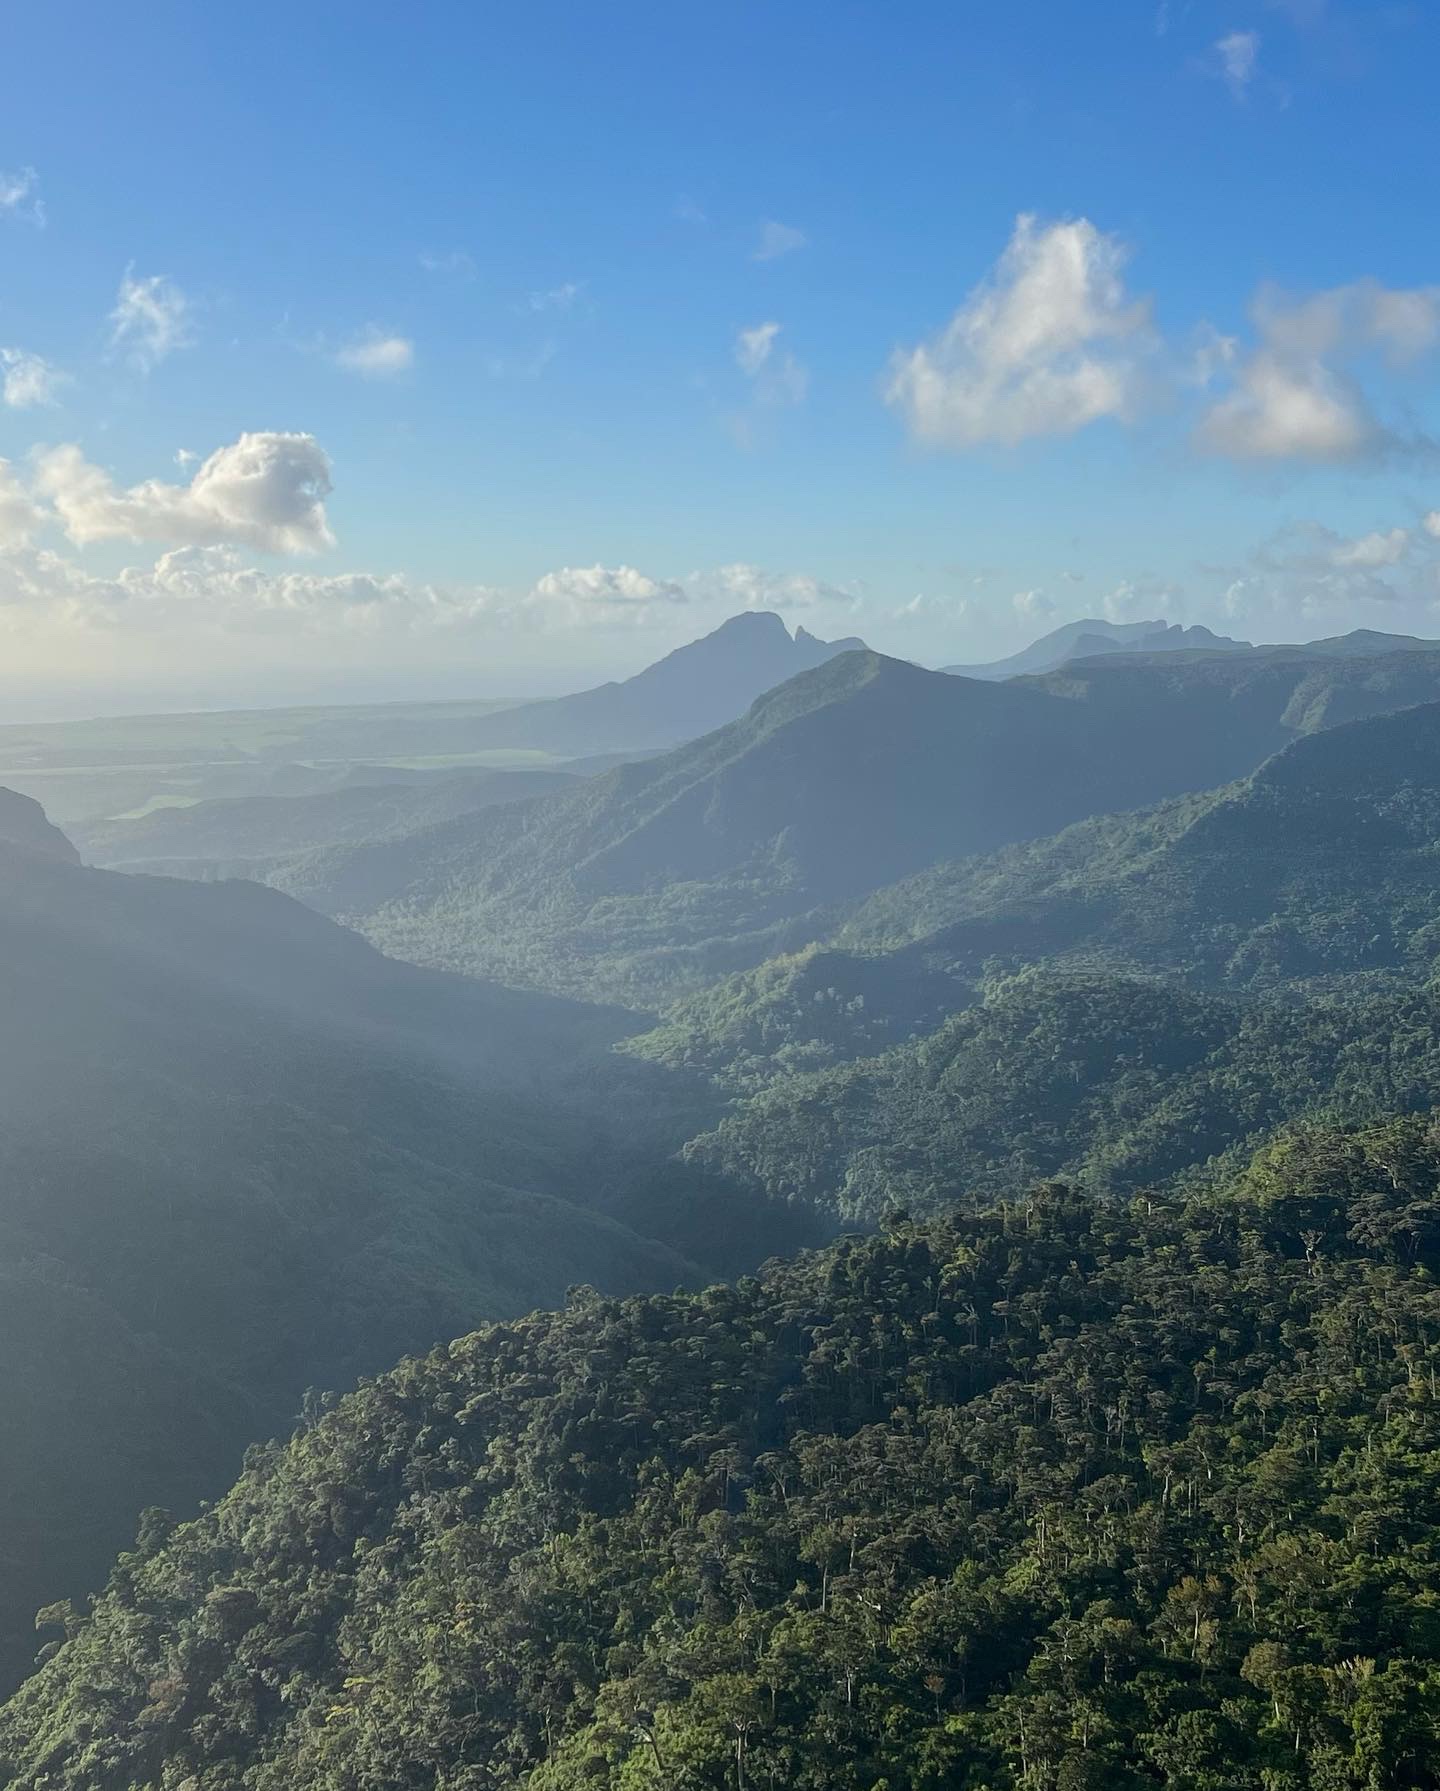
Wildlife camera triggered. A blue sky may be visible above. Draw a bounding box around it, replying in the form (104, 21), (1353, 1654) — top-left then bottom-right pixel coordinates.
(2, 0), (1440, 714)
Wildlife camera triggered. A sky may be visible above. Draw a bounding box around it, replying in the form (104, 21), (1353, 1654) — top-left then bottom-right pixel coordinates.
(3, 0), (1440, 716)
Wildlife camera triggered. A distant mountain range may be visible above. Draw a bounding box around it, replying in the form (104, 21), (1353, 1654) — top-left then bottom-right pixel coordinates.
(257, 642), (1440, 1005)
(944, 617), (1440, 681)
(438, 610), (866, 756)
(942, 616), (1252, 678)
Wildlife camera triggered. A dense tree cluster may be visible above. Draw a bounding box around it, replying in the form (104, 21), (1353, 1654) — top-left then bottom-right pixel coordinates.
(684, 970), (1440, 1219)
(9, 1115), (1440, 1788)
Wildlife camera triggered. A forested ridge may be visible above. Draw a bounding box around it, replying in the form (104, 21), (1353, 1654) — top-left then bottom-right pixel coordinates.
(9, 1115), (1440, 1788)
(251, 647), (1440, 1007)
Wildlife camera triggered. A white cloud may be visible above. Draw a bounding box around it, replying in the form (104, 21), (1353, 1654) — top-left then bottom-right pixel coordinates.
(735, 322), (781, 375)
(1218, 515), (1440, 628)
(732, 322), (807, 412)
(525, 563), (685, 628)
(891, 592), (967, 625)
(1012, 590), (1056, 621)
(1199, 279), (1440, 462)
(1424, 511), (1440, 541)
(1, 349), (67, 409)
(1216, 30), (1260, 98)
(335, 330), (415, 378)
(686, 563), (859, 612)
(527, 281), (582, 313)
(34, 432), (335, 555)
(886, 214), (1153, 449)
(0, 540), (496, 634)
(1253, 279), (1440, 363)
(521, 560), (859, 628)
(110, 269), (193, 371)
(1100, 577), (1183, 622)
(1331, 527), (1410, 569)
(126, 545), (487, 615)
(0, 168), (44, 226)
(1200, 355), (1374, 461)
(753, 219), (808, 261)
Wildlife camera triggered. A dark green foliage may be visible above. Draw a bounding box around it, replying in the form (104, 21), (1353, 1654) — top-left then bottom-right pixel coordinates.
(681, 969), (1440, 1218)
(11, 1117), (1440, 1788)
(622, 943), (965, 1090)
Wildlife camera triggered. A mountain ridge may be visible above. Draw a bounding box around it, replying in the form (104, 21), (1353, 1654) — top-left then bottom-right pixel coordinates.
(254, 645), (1440, 1005)
(435, 609), (867, 756)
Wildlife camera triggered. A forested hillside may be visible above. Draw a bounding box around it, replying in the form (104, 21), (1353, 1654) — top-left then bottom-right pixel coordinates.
(616, 698), (1440, 1217)
(257, 646), (1440, 1007)
(9, 1115), (1440, 1790)
(0, 811), (780, 1692)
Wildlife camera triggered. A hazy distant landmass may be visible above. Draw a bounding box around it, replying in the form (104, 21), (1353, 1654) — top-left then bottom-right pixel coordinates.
(432, 610), (867, 755)
(942, 615), (1253, 678)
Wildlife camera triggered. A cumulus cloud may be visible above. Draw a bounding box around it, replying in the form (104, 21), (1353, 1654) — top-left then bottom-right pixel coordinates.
(121, 545), (492, 617)
(525, 563), (685, 628)
(34, 432), (335, 554)
(110, 269), (193, 371)
(753, 219), (807, 261)
(1100, 577), (1183, 622)
(1215, 30), (1260, 97)
(886, 214), (1153, 449)
(0, 168), (44, 226)
(686, 562), (860, 612)
(520, 560), (859, 628)
(1424, 512), (1440, 541)
(891, 592), (967, 625)
(1011, 590), (1056, 622)
(1331, 527), (1410, 569)
(335, 331), (415, 378)
(1, 349), (67, 409)
(1198, 280), (1440, 461)
(0, 540), (496, 636)
(1219, 515), (1440, 628)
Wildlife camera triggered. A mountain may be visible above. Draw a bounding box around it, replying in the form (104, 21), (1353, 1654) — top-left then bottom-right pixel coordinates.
(659, 698), (1440, 1215)
(259, 645), (1440, 1007)
(432, 610), (867, 756)
(842, 694), (1440, 982)
(0, 803), (790, 1691)
(1287, 627), (1440, 658)
(0, 786), (79, 862)
(75, 765), (582, 871)
(10, 1114), (1440, 1790)
(942, 615), (1251, 679)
